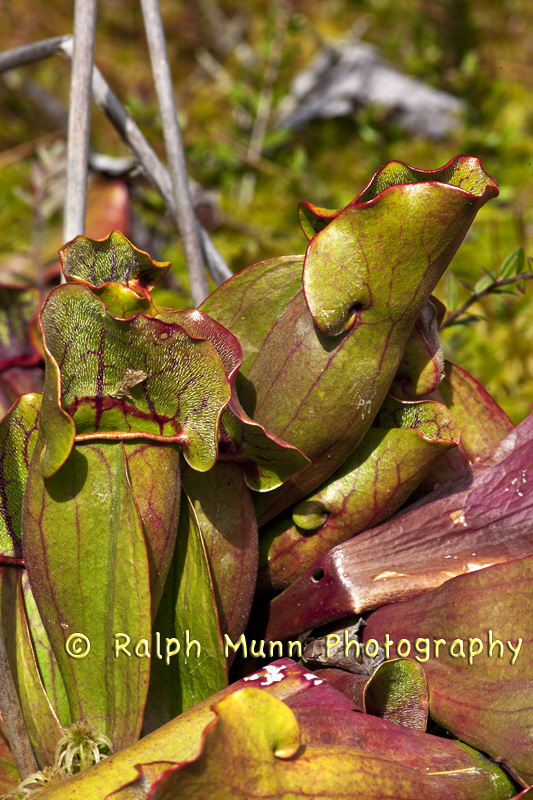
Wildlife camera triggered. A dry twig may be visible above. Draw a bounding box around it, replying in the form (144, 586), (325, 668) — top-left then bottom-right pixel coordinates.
(63, 0), (98, 245)
(139, 0), (209, 305)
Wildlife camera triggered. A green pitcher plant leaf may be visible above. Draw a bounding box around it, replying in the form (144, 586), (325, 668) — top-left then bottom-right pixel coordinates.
(31, 659), (515, 800)
(0, 566), (65, 768)
(22, 441), (152, 751)
(202, 157), (498, 524)
(59, 231), (170, 293)
(363, 659), (429, 731)
(37, 284), (232, 477)
(301, 155), (498, 337)
(142, 493), (227, 734)
(0, 732), (18, 795)
(390, 299), (445, 399)
(364, 555), (533, 784)
(90, 282), (157, 319)
(181, 461), (258, 643)
(258, 396), (460, 595)
(156, 308), (310, 491)
(312, 659), (430, 733)
(0, 284), (41, 372)
(20, 570), (70, 729)
(123, 442), (181, 616)
(263, 412), (533, 641)
(128, 688), (515, 800)
(436, 360), (514, 462)
(0, 392), (41, 563)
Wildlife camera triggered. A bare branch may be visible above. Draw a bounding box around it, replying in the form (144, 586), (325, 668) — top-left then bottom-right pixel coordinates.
(0, 624), (38, 779)
(59, 40), (231, 286)
(0, 35), (230, 286)
(139, 0), (209, 306)
(0, 36), (70, 73)
(63, 0), (98, 245)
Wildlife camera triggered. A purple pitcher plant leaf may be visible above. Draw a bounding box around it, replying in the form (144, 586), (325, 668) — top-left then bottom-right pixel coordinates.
(0, 393), (41, 563)
(59, 231), (170, 293)
(22, 441), (152, 751)
(258, 396), (460, 595)
(37, 284), (232, 477)
(390, 299), (445, 398)
(32, 659), (515, 800)
(363, 555), (533, 783)
(142, 494), (227, 734)
(0, 566), (65, 767)
(263, 412), (533, 640)
(435, 360), (514, 462)
(157, 308), (310, 491)
(181, 461), (258, 643)
(202, 157), (498, 524)
(122, 442), (181, 616)
(127, 688), (515, 800)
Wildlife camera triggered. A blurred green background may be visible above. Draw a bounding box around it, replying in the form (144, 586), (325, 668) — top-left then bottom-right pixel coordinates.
(1, 0), (532, 421)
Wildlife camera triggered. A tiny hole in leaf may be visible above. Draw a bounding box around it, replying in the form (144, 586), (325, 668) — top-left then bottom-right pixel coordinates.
(312, 567), (325, 582)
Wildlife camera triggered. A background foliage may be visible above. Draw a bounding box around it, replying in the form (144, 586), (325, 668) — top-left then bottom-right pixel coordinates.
(1, 0), (532, 420)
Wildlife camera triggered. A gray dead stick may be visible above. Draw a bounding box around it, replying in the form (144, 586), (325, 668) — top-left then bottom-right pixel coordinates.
(139, 0), (209, 306)
(0, 624), (38, 779)
(0, 36), (69, 73)
(63, 0), (98, 246)
(0, 37), (231, 286)
(59, 40), (231, 287)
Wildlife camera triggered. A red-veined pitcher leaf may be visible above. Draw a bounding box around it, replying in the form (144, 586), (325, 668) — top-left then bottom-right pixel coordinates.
(59, 231), (169, 292)
(0, 285), (41, 372)
(181, 461), (257, 643)
(390, 299), (444, 398)
(143, 689), (514, 800)
(22, 441), (151, 750)
(31, 659), (515, 800)
(363, 659), (429, 731)
(0, 566), (65, 767)
(37, 284), (231, 476)
(20, 571), (70, 729)
(142, 493), (227, 734)
(262, 413), (533, 641)
(157, 308), (309, 490)
(258, 396), (460, 594)
(90, 282), (156, 318)
(363, 555), (533, 783)
(202, 158), (497, 523)
(437, 361), (514, 462)
(123, 442), (181, 616)
(302, 156), (498, 337)
(0, 393), (41, 563)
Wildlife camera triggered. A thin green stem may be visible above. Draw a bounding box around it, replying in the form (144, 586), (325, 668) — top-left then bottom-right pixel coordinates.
(441, 272), (533, 329)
